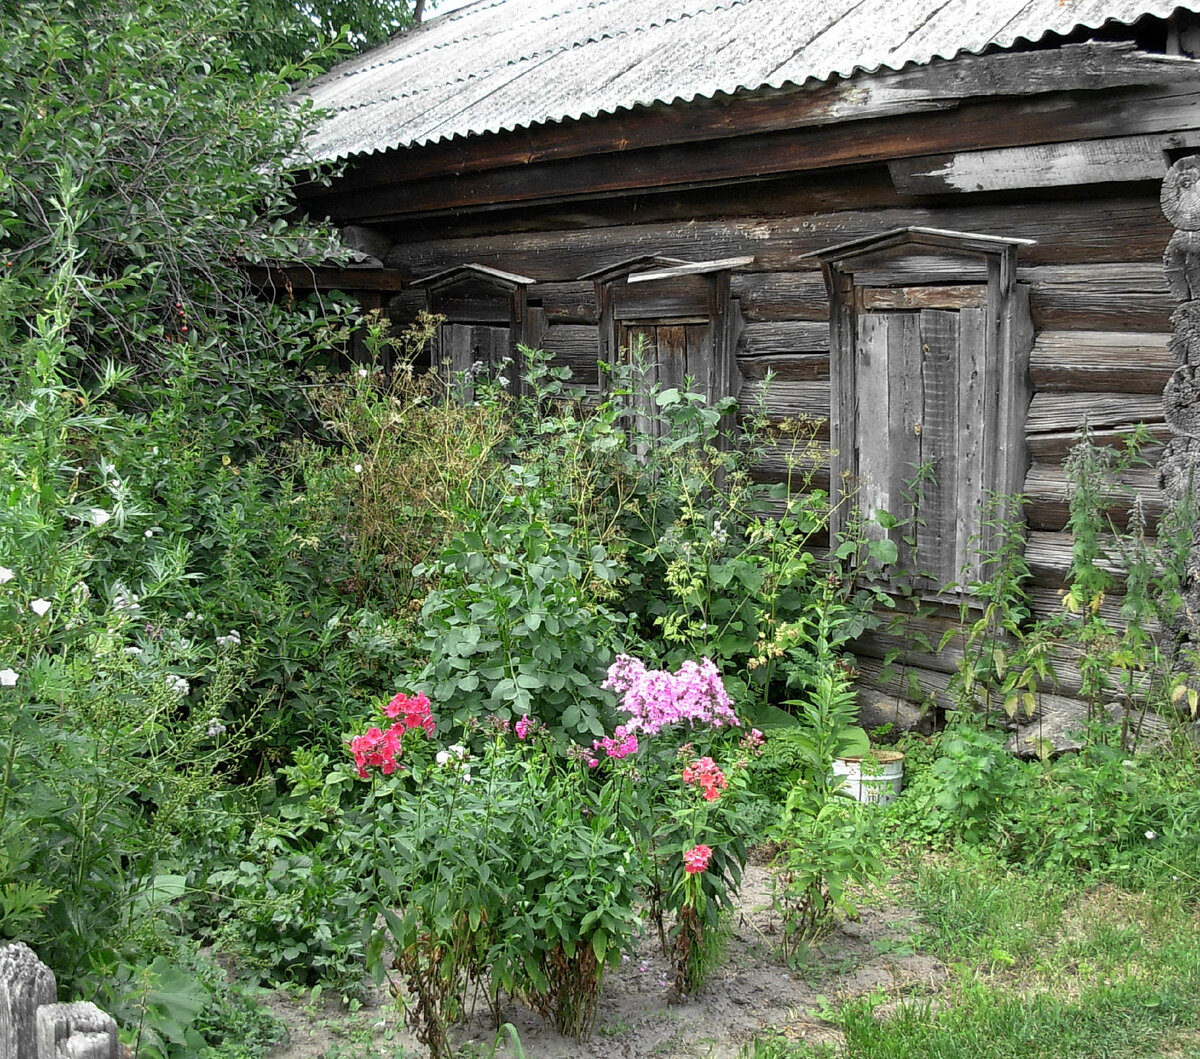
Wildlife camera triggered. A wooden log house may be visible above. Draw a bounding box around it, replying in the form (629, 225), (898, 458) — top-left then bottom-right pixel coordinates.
(287, 0), (1200, 746)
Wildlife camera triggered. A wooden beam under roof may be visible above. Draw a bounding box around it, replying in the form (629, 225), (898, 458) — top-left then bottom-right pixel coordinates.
(295, 42), (1200, 204)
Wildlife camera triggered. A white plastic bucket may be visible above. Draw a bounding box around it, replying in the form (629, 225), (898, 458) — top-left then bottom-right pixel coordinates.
(832, 750), (904, 805)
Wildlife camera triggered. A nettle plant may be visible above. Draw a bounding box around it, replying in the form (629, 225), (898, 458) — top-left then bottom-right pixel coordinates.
(344, 656), (760, 1051)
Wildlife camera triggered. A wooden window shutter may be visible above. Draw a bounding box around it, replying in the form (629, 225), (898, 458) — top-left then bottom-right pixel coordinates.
(412, 264), (543, 399)
(581, 254), (751, 438)
(814, 228), (1034, 596)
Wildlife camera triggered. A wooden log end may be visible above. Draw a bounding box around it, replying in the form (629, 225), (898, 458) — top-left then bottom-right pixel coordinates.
(1161, 156), (1200, 231)
(1169, 300), (1200, 364)
(1158, 434), (1200, 501)
(1163, 230), (1200, 301)
(1164, 364), (1200, 438)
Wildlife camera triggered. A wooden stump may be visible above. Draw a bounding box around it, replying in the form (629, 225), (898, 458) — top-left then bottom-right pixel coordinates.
(36, 1002), (119, 1059)
(0, 943), (56, 1059)
(1164, 364), (1200, 438)
(1161, 155), (1200, 230)
(1163, 230), (1200, 300)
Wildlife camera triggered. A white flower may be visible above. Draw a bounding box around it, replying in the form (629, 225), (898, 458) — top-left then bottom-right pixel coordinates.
(144, 529), (154, 538)
(461, 770), (472, 784)
(123, 646), (143, 656)
(357, 368), (368, 378)
(0, 567), (13, 584)
(88, 508), (111, 527)
(165, 674), (190, 697)
(0, 668), (17, 687)
(29, 599), (51, 618)
(1145, 830), (1157, 840)
(353, 463), (363, 474)
(449, 744), (467, 760)
(435, 750), (451, 766)
(216, 630), (242, 648)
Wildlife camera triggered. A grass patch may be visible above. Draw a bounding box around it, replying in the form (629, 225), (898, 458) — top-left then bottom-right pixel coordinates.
(744, 850), (1200, 1059)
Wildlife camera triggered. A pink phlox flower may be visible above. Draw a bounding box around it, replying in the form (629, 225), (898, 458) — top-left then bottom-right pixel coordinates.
(384, 690), (435, 734)
(682, 756), (728, 801)
(592, 724), (638, 760)
(741, 727), (766, 756)
(515, 714), (535, 740)
(683, 843), (713, 875)
(349, 721), (406, 779)
(601, 653), (647, 694)
(604, 655), (738, 736)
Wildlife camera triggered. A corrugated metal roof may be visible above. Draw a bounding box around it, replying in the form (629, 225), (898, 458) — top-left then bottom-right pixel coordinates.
(299, 0), (1200, 161)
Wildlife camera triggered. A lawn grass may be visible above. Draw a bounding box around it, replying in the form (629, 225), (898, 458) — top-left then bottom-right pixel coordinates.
(744, 850), (1200, 1059)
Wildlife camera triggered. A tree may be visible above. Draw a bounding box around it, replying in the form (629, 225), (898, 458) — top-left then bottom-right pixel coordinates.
(236, 0), (426, 73)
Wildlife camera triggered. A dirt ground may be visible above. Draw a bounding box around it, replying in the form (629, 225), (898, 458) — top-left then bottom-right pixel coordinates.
(264, 863), (945, 1059)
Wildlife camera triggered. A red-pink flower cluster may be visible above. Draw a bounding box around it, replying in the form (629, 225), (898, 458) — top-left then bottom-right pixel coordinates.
(350, 725), (402, 779)
(384, 691), (434, 734)
(593, 724), (638, 761)
(351, 691), (436, 779)
(683, 843), (713, 874)
(682, 756), (728, 802)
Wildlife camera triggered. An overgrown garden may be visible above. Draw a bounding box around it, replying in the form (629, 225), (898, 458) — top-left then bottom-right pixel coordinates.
(1, 2), (1198, 1057)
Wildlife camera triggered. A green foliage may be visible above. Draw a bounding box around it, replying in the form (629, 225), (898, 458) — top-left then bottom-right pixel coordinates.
(770, 800), (885, 956)
(415, 491), (622, 741)
(364, 727), (640, 1054)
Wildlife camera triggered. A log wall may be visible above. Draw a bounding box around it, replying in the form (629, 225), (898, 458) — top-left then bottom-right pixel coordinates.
(335, 68), (1192, 744)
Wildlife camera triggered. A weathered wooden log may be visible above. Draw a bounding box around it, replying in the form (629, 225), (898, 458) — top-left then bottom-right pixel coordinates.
(1160, 155), (1200, 231)
(1026, 392), (1163, 435)
(1029, 330), (1173, 393)
(1168, 300), (1200, 365)
(1162, 229), (1200, 301)
(35, 1003), (118, 1059)
(1163, 364), (1200, 438)
(0, 943), (56, 1059)
(1006, 699), (1176, 756)
(1024, 461), (1165, 533)
(1022, 262), (1172, 333)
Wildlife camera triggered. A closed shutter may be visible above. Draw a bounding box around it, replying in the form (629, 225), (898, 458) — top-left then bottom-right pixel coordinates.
(855, 294), (989, 591)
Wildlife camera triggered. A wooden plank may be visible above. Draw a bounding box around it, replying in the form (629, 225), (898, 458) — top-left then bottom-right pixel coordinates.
(889, 134), (1169, 195)
(737, 320), (830, 356)
(382, 196), (1171, 283)
(886, 312), (924, 569)
(247, 265), (408, 293)
(1024, 461), (1165, 532)
(621, 323), (658, 438)
(730, 272), (829, 321)
(1027, 424), (1170, 461)
(1025, 529), (1130, 588)
(540, 323), (598, 361)
(611, 274), (714, 320)
(654, 326), (687, 393)
(309, 82), (1200, 221)
(538, 281), (600, 324)
(861, 285), (985, 311)
(856, 313), (892, 533)
(1030, 331), (1174, 393)
(1021, 262), (1172, 331)
(738, 379), (830, 421)
(956, 307), (988, 588)
(1026, 392), (1164, 434)
(736, 353), (829, 382)
(1028, 586), (1162, 632)
(918, 309), (960, 588)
